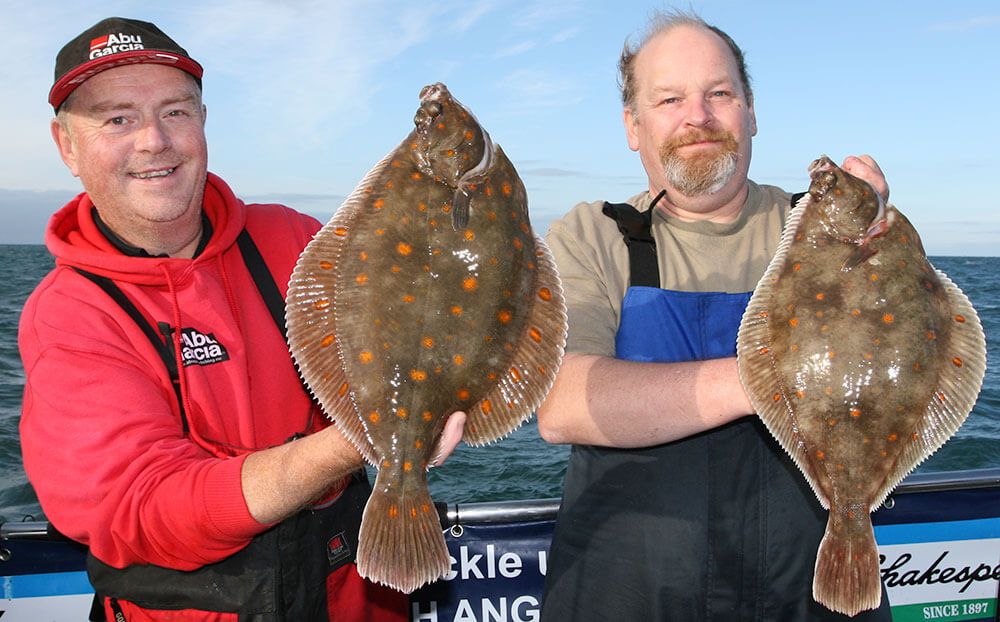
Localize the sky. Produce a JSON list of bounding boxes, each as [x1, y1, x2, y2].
[[1, 0, 998, 256]]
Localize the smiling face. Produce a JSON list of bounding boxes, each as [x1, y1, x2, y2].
[[624, 24, 757, 217], [51, 63, 208, 253]]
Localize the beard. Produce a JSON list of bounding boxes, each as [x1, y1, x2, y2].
[[659, 129, 740, 197]]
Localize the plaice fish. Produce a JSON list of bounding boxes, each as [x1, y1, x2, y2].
[[736, 156, 986, 617], [285, 83, 567, 593]]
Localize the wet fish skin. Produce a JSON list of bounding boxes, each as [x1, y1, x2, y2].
[[737, 156, 986, 616], [285, 83, 567, 593]]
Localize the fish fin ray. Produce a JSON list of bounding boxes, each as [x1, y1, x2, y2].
[[872, 269, 987, 509], [285, 155, 398, 465], [356, 481, 448, 593], [463, 235, 568, 446], [737, 193, 829, 507], [813, 512, 882, 616]]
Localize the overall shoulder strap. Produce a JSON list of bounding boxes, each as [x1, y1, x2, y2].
[[72, 267, 189, 433], [236, 228, 288, 338], [601, 199, 660, 288]]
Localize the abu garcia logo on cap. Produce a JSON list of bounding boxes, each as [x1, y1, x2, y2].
[[88, 32, 144, 60]]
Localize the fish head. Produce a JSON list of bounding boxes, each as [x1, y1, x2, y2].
[[413, 83, 493, 187], [806, 155, 883, 244]]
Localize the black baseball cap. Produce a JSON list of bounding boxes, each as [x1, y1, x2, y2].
[[49, 17, 203, 111]]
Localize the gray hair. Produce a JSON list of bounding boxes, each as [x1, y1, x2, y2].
[[618, 9, 753, 116]]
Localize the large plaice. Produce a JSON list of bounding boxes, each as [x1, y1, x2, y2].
[[737, 156, 987, 616], [285, 83, 567, 593]]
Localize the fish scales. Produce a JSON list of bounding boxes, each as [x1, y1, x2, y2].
[[285, 83, 567, 593], [737, 156, 986, 617]]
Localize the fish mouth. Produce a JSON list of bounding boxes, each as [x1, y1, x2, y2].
[[129, 167, 177, 180]]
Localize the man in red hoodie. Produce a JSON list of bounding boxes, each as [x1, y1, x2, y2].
[[19, 17, 464, 621]]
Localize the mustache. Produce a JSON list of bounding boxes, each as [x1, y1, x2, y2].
[[660, 129, 738, 159]]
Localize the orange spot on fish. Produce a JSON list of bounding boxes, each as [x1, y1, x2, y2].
[[333, 227, 348, 237], [319, 260, 333, 270], [359, 351, 374, 364], [883, 313, 894, 324], [382, 459, 391, 468], [388, 505, 398, 518], [314, 299, 331, 310], [852, 309, 861, 316], [485, 185, 493, 196], [396, 408, 408, 420], [529, 328, 542, 343], [464, 130, 475, 141], [373, 198, 385, 210], [793, 263, 801, 271], [403, 461, 413, 472], [952, 357, 964, 368], [463, 276, 478, 291], [759, 347, 770, 355], [356, 274, 368, 285], [391, 265, 401, 273], [320, 335, 335, 348], [402, 294, 415, 303], [850, 409, 861, 418], [509, 367, 522, 382], [789, 318, 799, 328], [338, 383, 349, 397], [446, 149, 455, 157], [397, 242, 412, 256], [422, 337, 434, 349], [481, 399, 492, 415], [912, 433, 919, 441], [815, 293, 825, 301], [385, 180, 394, 190], [486, 372, 497, 381], [487, 211, 498, 221], [451, 305, 463, 316], [453, 355, 464, 365], [796, 390, 805, 399], [502, 182, 512, 196], [358, 251, 368, 261], [464, 230, 475, 241], [423, 411, 433, 422], [827, 418, 837, 426], [415, 439, 423, 449], [411, 369, 428, 381], [759, 311, 769, 318], [390, 159, 402, 168], [815, 311, 824, 319], [498, 310, 513, 324], [375, 228, 386, 236], [772, 393, 781, 402], [369, 411, 380, 423], [422, 503, 431, 514], [955, 315, 966, 323], [888, 433, 898, 442], [457, 388, 471, 401], [927, 331, 937, 340], [816, 450, 826, 460], [538, 288, 553, 301], [513, 238, 523, 250], [411, 172, 422, 180], [870, 273, 879, 282]]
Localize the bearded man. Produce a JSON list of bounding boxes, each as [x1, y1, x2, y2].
[[536, 10, 893, 622]]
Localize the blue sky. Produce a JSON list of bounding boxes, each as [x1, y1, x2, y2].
[[1, 1, 997, 256]]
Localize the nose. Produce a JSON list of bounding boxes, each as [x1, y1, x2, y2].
[[683, 97, 714, 128], [134, 117, 171, 153]]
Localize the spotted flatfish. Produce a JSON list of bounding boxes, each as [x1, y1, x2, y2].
[[736, 156, 986, 616], [285, 83, 567, 593]]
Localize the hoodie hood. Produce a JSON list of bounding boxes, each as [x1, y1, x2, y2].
[[45, 173, 247, 286]]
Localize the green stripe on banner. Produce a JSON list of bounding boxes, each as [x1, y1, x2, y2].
[[889, 598, 996, 622]]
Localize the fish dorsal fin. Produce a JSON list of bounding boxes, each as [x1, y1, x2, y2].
[[462, 234, 568, 445], [870, 264, 987, 510], [737, 192, 833, 508], [285, 151, 399, 465]]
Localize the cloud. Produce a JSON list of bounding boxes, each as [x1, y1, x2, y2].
[[928, 15, 1000, 32]]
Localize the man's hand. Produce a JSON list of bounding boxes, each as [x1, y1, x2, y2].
[[842, 154, 889, 203]]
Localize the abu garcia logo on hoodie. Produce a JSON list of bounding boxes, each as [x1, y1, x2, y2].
[[159, 323, 230, 367]]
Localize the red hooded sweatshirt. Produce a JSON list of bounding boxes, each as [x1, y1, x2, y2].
[[18, 174, 407, 620]]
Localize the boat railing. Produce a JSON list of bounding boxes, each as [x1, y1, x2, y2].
[[4, 467, 1000, 543]]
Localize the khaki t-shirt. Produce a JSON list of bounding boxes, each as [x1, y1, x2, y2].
[[545, 181, 792, 357]]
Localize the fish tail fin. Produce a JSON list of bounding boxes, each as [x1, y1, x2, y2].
[[356, 484, 449, 594], [813, 511, 882, 617]]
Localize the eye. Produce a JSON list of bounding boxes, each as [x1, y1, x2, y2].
[[710, 90, 732, 98], [108, 116, 128, 126]]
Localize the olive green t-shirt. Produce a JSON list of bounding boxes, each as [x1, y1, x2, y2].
[[545, 181, 792, 357]]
